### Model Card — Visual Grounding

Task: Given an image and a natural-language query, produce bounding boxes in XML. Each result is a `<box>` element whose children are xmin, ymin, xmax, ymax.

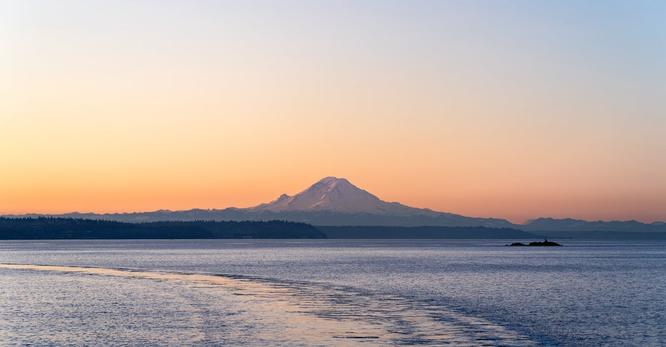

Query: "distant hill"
<box><xmin>0</xmin><ymin>217</ymin><xmax>542</xmax><ymax>240</ymax></box>
<box><xmin>0</xmin><ymin>218</ymin><xmax>325</xmax><ymax>240</ymax></box>
<box><xmin>523</xmin><ymin>218</ymin><xmax>666</xmax><ymax>233</ymax></box>
<box><xmin>3</xmin><ymin>217</ymin><xmax>665</xmax><ymax>240</ymax></box>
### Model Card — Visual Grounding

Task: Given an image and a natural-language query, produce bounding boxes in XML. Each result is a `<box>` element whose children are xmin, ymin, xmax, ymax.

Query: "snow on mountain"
<box><xmin>253</xmin><ymin>177</ymin><xmax>419</xmax><ymax>215</ymax></box>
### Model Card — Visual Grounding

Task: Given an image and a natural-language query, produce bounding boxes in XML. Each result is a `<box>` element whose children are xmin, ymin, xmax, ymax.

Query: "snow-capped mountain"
<box><xmin>242</xmin><ymin>176</ymin><xmax>513</xmax><ymax>227</ymax></box>
<box><xmin>253</xmin><ymin>177</ymin><xmax>417</xmax><ymax>215</ymax></box>
<box><xmin>3</xmin><ymin>177</ymin><xmax>513</xmax><ymax>227</ymax></box>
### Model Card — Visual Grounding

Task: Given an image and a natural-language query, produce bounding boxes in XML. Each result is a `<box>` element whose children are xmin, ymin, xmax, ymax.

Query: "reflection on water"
<box><xmin>0</xmin><ymin>263</ymin><xmax>534</xmax><ymax>346</ymax></box>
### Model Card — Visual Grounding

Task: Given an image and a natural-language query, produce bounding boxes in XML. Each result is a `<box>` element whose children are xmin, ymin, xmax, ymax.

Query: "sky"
<box><xmin>1</xmin><ymin>0</ymin><xmax>665</xmax><ymax>223</ymax></box>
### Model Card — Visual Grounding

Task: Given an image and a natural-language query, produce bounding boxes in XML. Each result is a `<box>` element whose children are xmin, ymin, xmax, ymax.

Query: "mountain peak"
<box><xmin>309</xmin><ymin>176</ymin><xmax>354</xmax><ymax>192</ymax></box>
<box><xmin>318</xmin><ymin>176</ymin><xmax>345</xmax><ymax>182</ymax></box>
<box><xmin>313</xmin><ymin>176</ymin><xmax>351</xmax><ymax>187</ymax></box>
<box><xmin>255</xmin><ymin>176</ymin><xmax>408</xmax><ymax>214</ymax></box>
<box><xmin>249</xmin><ymin>177</ymin><xmax>513</xmax><ymax>228</ymax></box>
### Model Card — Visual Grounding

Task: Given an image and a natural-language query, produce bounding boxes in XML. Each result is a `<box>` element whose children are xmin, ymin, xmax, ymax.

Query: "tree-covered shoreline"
<box><xmin>0</xmin><ymin>218</ymin><xmax>325</xmax><ymax>239</ymax></box>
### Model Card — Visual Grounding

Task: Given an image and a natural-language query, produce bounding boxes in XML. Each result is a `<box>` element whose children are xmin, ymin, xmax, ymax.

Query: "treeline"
<box><xmin>0</xmin><ymin>218</ymin><xmax>326</xmax><ymax>240</ymax></box>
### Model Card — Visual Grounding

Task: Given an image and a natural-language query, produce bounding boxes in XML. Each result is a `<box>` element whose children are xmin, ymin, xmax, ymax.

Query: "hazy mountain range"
<box><xmin>6</xmin><ymin>177</ymin><xmax>666</xmax><ymax>233</ymax></box>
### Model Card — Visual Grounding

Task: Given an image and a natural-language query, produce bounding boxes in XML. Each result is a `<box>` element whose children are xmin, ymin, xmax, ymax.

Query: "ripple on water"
<box><xmin>0</xmin><ymin>263</ymin><xmax>534</xmax><ymax>346</ymax></box>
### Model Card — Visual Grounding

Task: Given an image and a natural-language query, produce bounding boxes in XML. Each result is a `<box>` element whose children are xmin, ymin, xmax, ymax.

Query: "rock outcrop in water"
<box><xmin>508</xmin><ymin>239</ymin><xmax>562</xmax><ymax>247</ymax></box>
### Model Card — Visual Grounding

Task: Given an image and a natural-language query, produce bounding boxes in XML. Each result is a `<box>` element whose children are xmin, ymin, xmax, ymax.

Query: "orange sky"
<box><xmin>2</xmin><ymin>1</ymin><xmax>665</xmax><ymax>223</ymax></box>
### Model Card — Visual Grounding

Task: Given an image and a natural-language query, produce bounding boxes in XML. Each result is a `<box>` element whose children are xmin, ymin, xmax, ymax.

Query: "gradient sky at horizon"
<box><xmin>2</xmin><ymin>0</ymin><xmax>665</xmax><ymax>222</ymax></box>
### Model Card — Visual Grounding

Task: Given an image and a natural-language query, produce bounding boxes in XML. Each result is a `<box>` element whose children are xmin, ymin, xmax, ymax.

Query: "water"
<box><xmin>1</xmin><ymin>239</ymin><xmax>664</xmax><ymax>346</ymax></box>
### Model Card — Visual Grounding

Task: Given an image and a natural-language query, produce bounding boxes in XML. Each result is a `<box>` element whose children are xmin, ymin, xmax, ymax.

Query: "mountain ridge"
<box><xmin>4</xmin><ymin>177</ymin><xmax>665</xmax><ymax>232</ymax></box>
<box><xmin>252</xmin><ymin>176</ymin><xmax>444</xmax><ymax>216</ymax></box>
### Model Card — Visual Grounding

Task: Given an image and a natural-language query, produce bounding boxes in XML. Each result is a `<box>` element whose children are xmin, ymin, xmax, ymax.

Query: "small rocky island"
<box><xmin>508</xmin><ymin>238</ymin><xmax>562</xmax><ymax>247</ymax></box>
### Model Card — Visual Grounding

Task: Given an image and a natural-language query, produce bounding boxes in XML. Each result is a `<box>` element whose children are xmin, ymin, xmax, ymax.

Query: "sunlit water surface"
<box><xmin>1</xmin><ymin>239</ymin><xmax>664</xmax><ymax>346</ymax></box>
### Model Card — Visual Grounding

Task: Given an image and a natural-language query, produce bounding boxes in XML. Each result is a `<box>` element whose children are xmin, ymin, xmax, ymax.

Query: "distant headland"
<box><xmin>0</xmin><ymin>217</ymin><xmax>538</xmax><ymax>240</ymax></box>
<box><xmin>0</xmin><ymin>218</ymin><xmax>325</xmax><ymax>240</ymax></box>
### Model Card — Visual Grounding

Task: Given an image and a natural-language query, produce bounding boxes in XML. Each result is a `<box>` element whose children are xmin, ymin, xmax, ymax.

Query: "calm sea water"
<box><xmin>1</xmin><ymin>239</ymin><xmax>664</xmax><ymax>346</ymax></box>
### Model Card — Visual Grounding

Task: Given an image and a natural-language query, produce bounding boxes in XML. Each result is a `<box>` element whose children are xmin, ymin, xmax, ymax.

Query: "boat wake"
<box><xmin>1</xmin><ymin>263</ymin><xmax>534</xmax><ymax>346</ymax></box>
